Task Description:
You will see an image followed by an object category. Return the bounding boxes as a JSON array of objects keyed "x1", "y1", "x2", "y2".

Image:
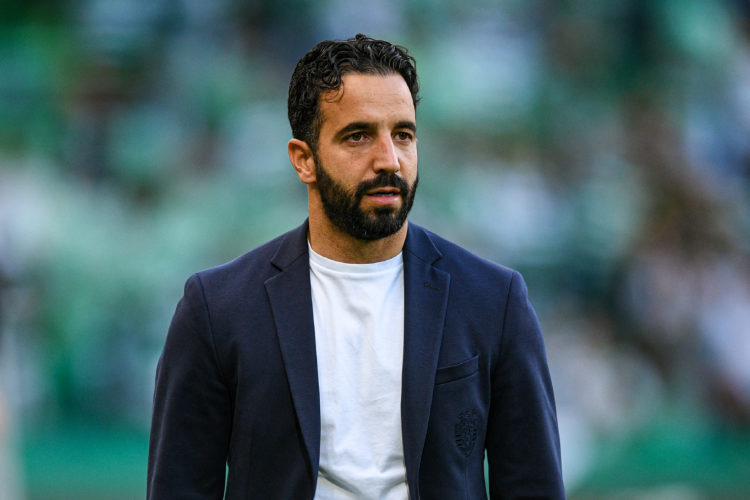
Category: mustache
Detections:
[{"x1": 355, "y1": 173, "x2": 410, "y2": 198}]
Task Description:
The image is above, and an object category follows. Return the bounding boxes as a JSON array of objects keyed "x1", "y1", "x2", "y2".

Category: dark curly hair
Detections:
[{"x1": 288, "y1": 33, "x2": 420, "y2": 152}]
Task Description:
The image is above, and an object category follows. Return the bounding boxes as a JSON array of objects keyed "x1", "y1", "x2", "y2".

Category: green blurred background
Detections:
[{"x1": 2, "y1": 0, "x2": 750, "y2": 498}]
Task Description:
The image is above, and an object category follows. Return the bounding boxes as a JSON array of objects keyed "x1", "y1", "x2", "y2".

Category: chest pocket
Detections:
[{"x1": 434, "y1": 354, "x2": 479, "y2": 385}]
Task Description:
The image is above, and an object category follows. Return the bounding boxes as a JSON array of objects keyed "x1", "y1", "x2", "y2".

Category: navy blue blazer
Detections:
[{"x1": 147, "y1": 221, "x2": 565, "y2": 499}]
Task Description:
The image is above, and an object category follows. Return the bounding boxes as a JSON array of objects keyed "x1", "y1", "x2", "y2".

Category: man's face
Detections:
[{"x1": 312, "y1": 72, "x2": 418, "y2": 241}]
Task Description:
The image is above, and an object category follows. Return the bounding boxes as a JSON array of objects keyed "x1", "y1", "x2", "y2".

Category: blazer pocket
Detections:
[{"x1": 434, "y1": 354, "x2": 479, "y2": 385}]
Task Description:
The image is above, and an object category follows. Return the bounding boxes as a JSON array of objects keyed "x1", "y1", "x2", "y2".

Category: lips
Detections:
[
  {"x1": 355, "y1": 173, "x2": 410, "y2": 206},
  {"x1": 366, "y1": 187, "x2": 401, "y2": 196},
  {"x1": 363, "y1": 187, "x2": 401, "y2": 207}
]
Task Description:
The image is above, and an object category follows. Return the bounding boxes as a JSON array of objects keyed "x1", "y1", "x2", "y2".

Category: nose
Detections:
[{"x1": 372, "y1": 134, "x2": 400, "y2": 174}]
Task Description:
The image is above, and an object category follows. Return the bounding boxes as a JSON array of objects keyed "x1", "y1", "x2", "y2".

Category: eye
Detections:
[
  {"x1": 395, "y1": 131, "x2": 413, "y2": 142},
  {"x1": 347, "y1": 132, "x2": 365, "y2": 142}
]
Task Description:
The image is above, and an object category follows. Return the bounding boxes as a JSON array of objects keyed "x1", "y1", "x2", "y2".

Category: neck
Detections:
[{"x1": 307, "y1": 210, "x2": 408, "y2": 264}]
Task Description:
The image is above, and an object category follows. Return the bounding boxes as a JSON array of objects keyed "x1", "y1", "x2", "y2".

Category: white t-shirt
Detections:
[{"x1": 309, "y1": 242, "x2": 408, "y2": 499}]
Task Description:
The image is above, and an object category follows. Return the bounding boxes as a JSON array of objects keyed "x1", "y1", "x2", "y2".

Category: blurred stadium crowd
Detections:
[{"x1": 1, "y1": 0, "x2": 750, "y2": 498}]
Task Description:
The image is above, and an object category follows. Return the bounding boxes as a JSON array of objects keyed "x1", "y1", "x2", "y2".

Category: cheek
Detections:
[
  {"x1": 320, "y1": 151, "x2": 361, "y2": 178},
  {"x1": 400, "y1": 150, "x2": 418, "y2": 176}
]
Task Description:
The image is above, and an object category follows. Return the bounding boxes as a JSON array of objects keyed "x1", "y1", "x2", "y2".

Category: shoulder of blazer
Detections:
[
  {"x1": 193, "y1": 220, "x2": 310, "y2": 294},
  {"x1": 406, "y1": 222, "x2": 516, "y2": 284}
]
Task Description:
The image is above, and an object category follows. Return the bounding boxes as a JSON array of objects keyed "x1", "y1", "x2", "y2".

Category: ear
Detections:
[{"x1": 288, "y1": 138, "x2": 316, "y2": 185}]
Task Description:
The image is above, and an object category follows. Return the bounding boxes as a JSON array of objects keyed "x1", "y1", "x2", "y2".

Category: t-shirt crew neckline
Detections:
[{"x1": 307, "y1": 240, "x2": 403, "y2": 274}]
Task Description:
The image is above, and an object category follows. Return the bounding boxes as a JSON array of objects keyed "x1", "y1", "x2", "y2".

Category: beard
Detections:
[{"x1": 314, "y1": 159, "x2": 418, "y2": 241}]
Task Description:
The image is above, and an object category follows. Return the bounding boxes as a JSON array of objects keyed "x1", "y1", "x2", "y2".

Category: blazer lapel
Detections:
[
  {"x1": 264, "y1": 221, "x2": 321, "y2": 483},
  {"x1": 401, "y1": 224, "x2": 450, "y2": 496},
  {"x1": 262, "y1": 221, "x2": 450, "y2": 494}
]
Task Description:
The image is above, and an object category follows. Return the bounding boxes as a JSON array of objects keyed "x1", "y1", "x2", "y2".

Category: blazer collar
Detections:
[
  {"x1": 269, "y1": 219, "x2": 310, "y2": 270},
  {"x1": 268, "y1": 219, "x2": 443, "y2": 267}
]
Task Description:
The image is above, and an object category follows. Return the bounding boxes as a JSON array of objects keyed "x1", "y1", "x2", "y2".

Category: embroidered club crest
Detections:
[{"x1": 455, "y1": 409, "x2": 479, "y2": 457}]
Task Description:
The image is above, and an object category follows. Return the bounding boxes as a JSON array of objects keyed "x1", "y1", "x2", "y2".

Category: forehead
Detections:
[{"x1": 318, "y1": 73, "x2": 415, "y2": 130}]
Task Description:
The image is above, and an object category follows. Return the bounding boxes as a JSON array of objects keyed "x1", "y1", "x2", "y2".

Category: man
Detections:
[{"x1": 147, "y1": 34, "x2": 565, "y2": 499}]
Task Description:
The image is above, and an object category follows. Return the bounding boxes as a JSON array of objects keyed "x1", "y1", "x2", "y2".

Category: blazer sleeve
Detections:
[
  {"x1": 485, "y1": 271, "x2": 566, "y2": 499},
  {"x1": 147, "y1": 274, "x2": 233, "y2": 500}
]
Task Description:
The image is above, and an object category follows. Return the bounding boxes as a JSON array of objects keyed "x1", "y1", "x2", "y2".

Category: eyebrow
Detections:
[
  {"x1": 334, "y1": 120, "x2": 417, "y2": 140},
  {"x1": 395, "y1": 120, "x2": 417, "y2": 133},
  {"x1": 334, "y1": 122, "x2": 372, "y2": 140}
]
